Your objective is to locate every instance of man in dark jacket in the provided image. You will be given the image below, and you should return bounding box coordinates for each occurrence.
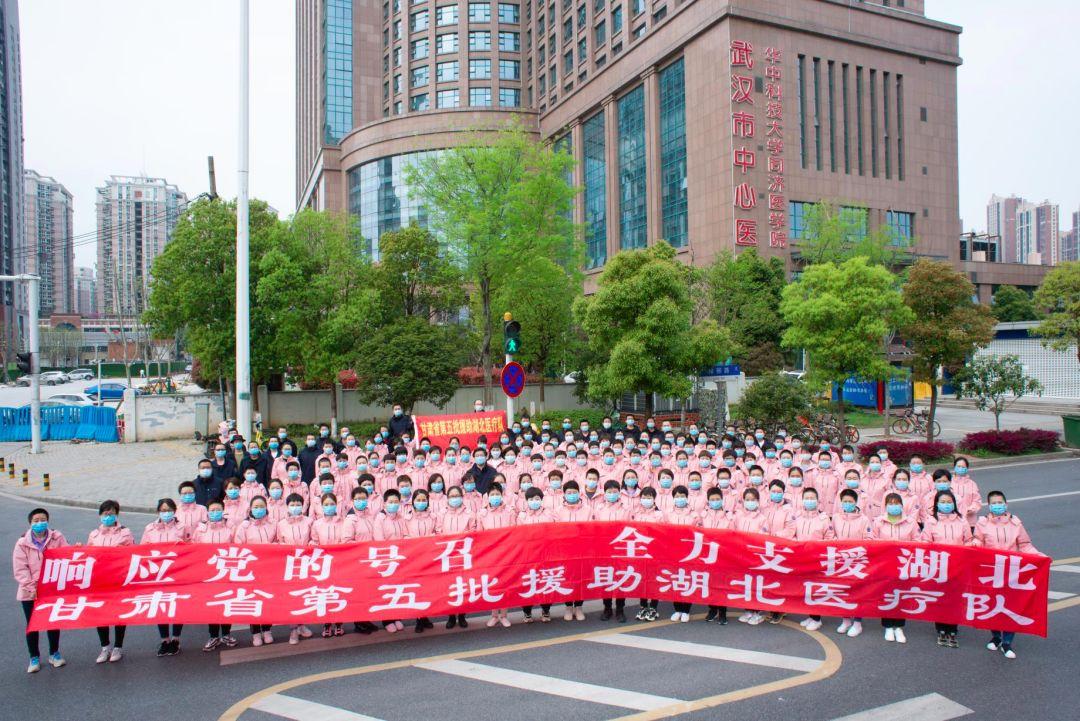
[209,442,238,486]
[316,423,344,453]
[298,432,321,485]
[462,447,499,494]
[239,439,271,488]
[194,458,225,506]
[388,404,413,445]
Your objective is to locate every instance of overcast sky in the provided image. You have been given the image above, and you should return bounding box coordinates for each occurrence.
[20,0,1080,269]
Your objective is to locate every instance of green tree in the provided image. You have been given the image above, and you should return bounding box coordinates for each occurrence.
[797,202,912,267]
[256,209,378,426]
[145,197,283,413]
[370,224,465,322]
[352,316,466,413]
[731,371,813,429]
[704,249,784,373]
[493,256,580,408]
[1033,261,1080,363]
[574,241,732,415]
[780,257,914,432]
[991,284,1040,322]
[901,259,996,441]
[406,124,583,406]
[952,354,1044,430]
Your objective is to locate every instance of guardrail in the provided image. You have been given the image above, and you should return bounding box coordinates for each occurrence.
[0,405,118,442]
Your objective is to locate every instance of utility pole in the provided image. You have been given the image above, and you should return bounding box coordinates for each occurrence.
[207,156,218,199]
[2,276,41,453]
[235,0,252,439]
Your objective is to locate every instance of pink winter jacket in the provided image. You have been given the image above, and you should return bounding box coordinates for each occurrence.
[13,530,69,601]
[974,514,1040,554]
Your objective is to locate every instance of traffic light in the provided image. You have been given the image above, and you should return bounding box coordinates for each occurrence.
[15,352,31,374]
[503,316,521,356]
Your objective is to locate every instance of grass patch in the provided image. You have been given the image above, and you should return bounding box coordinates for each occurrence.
[963,447,1048,459]
[839,410,888,429]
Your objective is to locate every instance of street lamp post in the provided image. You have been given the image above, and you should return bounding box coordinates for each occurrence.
[1,275,41,453]
[235,0,252,439]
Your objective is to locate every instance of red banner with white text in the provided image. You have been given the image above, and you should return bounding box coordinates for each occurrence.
[28,522,1049,635]
[413,411,506,449]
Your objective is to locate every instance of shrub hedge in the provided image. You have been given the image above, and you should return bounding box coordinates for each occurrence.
[959,428,1060,455]
[856,439,955,464]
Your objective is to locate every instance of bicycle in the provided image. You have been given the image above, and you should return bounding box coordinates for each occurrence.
[890,407,941,439]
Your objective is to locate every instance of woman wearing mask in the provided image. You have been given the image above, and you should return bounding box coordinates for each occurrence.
[374,490,408,634]
[281,461,309,511]
[403,489,437,634]
[700,487,731,625]
[193,500,236,649]
[88,500,134,663]
[831,488,870,637]
[595,480,631,622]
[870,468,923,522]
[141,498,190,656]
[233,496,278,645]
[175,480,208,533]
[311,493,354,637]
[277,493,316,644]
[732,488,769,626]
[950,456,983,528]
[222,478,247,527]
[554,481,592,620]
[14,508,68,673]
[867,492,925,643]
[794,488,836,631]
[435,484,476,630]
[478,483,517,627]
[631,487,666,621]
[923,489,975,648]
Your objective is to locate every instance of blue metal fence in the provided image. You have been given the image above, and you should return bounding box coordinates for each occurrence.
[0,405,118,442]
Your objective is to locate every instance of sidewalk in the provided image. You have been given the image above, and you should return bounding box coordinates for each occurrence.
[858,405,1065,443]
[0,437,200,512]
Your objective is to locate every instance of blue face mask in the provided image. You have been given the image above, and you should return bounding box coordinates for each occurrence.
[180,492,196,504]
[749,476,763,485]
[489,496,503,508]
[698,459,711,468]
[869,463,881,472]
[845,479,859,489]
[910,463,924,473]
[689,480,702,490]
[605,492,620,503]
[651,458,662,467]
[283,448,293,457]
[385,462,396,472]
[781,458,793,468]
[565,492,580,504]
[886,503,903,516]
[769,491,784,503]
[31,521,49,534]
[708,499,723,511]
[937,502,955,514]
[288,505,303,517]
[803,499,818,511]
[323,504,338,517]
[895,480,909,491]
[717,477,731,488]
[527,499,542,511]
[464,481,476,493]
[474,456,487,465]
[215,450,226,458]
[674,497,689,509]
[953,465,968,476]
[989,502,1007,516]
[677,459,688,468]
[935,481,950,492]
[251,507,267,520]
[288,469,300,480]
[158,511,175,523]
[430,481,444,493]
[624,478,638,488]
[789,475,803,486]
[399,486,412,497]
[414,501,429,512]
[842,453,854,462]
[549,479,562,490]
[208,510,225,522]
[743,500,759,512]
[660,477,673,489]
[200,467,213,478]
[841,501,857,513]
[101,514,117,527]
[765,450,776,459]
[448,497,464,508]
[354,499,368,511]
[603,457,615,466]
[819,460,832,469]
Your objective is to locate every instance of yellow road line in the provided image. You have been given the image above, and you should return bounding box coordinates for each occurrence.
[1051,556,1080,566]
[217,616,837,721]
[1049,596,1080,614]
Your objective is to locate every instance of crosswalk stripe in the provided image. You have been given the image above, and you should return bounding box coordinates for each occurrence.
[414,658,682,710]
[829,693,973,721]
[1052,564,1080,574]
[587,633,821,673]
[250,693,385,721]
[1047,590,1075,600]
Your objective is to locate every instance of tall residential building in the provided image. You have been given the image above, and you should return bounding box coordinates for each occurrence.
[1035,201,1059,266]
[95,175,187,318]
[0,0,25,359]
[1010,198,1058,266]
[986,194,1023,263]
[24,170,74,315]
[74,266,95,317]
[296,0,1042,300]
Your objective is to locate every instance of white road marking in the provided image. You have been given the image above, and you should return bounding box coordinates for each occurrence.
[1047,590,1075,600]
[1051,564,1080,574]
[414,658,681,710]
[587,633,821,673]
[968,457,1078,472]
[250,693,385,721]
[829,692,974,721]
[1008,490,1080,503]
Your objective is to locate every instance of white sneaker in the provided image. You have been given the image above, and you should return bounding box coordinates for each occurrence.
[894,628,907,644]
[27,658,41,674]
[738,611,753,623]
[563,609,574,621]
[486,616,499,627]
[288,629,300,645]
[987,641,1000,651]
[836,619,852,634]
[252,634,263,647]
[800,617,812,628]
[108,647,123,663]
[48,653,66,668]
[847,622,863,638]
[500,616,511,628]
[680,612,690,623]
[298,625,313,639]
[670,612,682,622]
[96,646,111,664]
[748,612,765,626]
[262,630,274,644]
[574,609,586,621]
[884,627,896,642]
[805,619,822,631]
[393,621,404,631]
[1002,647,1016,659]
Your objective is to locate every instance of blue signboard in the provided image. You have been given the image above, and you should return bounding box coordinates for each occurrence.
[701,363,742,377]
[830,377,912,408]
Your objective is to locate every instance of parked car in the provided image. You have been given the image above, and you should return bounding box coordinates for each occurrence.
[16,372,70,386]
[85,382,139,401]
[45,393,96,406]
[67,368,95,381]
[21,398,82,410]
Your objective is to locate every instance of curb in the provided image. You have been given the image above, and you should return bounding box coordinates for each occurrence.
[0,488,158,515]
[928,449,1079,471]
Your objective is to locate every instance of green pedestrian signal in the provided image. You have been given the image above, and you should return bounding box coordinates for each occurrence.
[503,318,521,356]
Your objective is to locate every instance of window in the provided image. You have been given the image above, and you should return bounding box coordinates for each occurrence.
[538,74,546,94]
[470,30,492,49]
[812,57,821,171]
[564,49,574,74]
[470,58,492,78]
[499,87,521,106]
[499,58,520,79]
[870,68,878,177]
[411,10,429,31]
[659,59,687,248]
[578,4,586,27]
[538,44,546,64]
[797,55,806,169]
[411,37,429,59]
[393,47,403,67]
[393,73,403,92]
[436,32,458,53]
[631,0,644,15]
[886,211,914,245]
[856,66,864,175]
[324,0,353,144]
[839,206,868,241]
[787,202,809,240]
[896,74,905,181]
[411,65,429,87]
[583,112,607,267]
[618,85,647,250]
[436,60,459,81]
[500,31,520,51]
[498,3,520,23]
[842,63,850,174]
[393,100,403,115]
[612,5,623,32]
[827,60,836,172]
[612,40,622,55]
[594,0,605,11]
[883,70,891,179]
[436,4,459,25]
[595,20,606,44]
[631,23,645,39]
[437,88,460,107]
[469,2,491,21]
[549,65,557,88]
[578,37,587,63]
[383,81,390,100]
[652,5,667,22]
[470,87,493,106]
[563,18,573,43]
[393,19,402,39]
[411,93,430,111]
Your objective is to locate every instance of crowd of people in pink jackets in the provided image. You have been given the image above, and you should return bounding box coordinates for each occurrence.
[14,411,1042,674]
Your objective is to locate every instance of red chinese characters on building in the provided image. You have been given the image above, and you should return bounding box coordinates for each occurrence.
[730,41,787,249]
